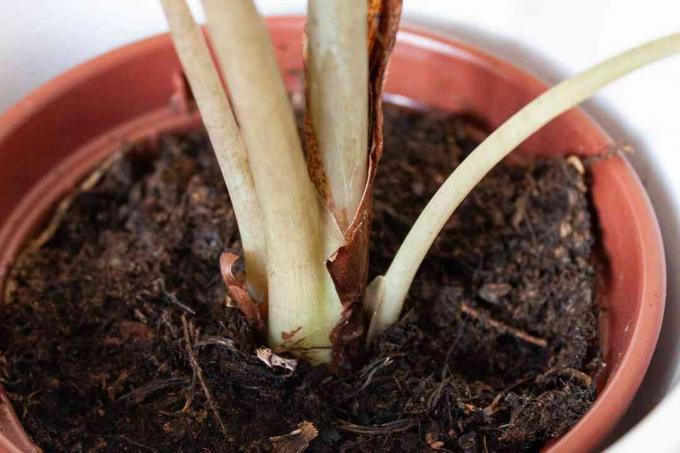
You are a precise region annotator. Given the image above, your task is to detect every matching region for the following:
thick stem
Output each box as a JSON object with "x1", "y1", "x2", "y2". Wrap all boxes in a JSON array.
[
  {"x1": 202, "y1": 0, "x2": 343, "y2": 363},
  {"x1": 367, "y1": 32, "x2": 680, "y2": 341},
  {"x1": 306, "y1": 0, "x2": 369, "y2": 231},
  {"x1": 160, "y1": 0, "x2": 267, "y2": 302}
]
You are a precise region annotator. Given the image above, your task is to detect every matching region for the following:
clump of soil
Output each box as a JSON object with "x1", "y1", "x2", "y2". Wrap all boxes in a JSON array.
[{"x1": 0, "y1": 104, "x2": 602, "y2": 452}]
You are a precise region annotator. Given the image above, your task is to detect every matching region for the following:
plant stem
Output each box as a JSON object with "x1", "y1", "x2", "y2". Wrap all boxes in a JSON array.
[
  {"x1": 202, "y1": 0, "x2": 343, "y2": 363},
  {"x1": 306, "y1": 0, "x2": 369, "y2": 232},
  {"x1": 367, "y1": 32, "x2": 680, "y2": 341},
  {"x1": 160, "y1": 0, "x2": 267, "y2": 302}
]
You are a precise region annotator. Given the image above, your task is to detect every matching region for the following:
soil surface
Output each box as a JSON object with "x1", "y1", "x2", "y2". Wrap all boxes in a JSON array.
[{"x1": 0, "y1": 104, "x2": 602, "y2": 452}]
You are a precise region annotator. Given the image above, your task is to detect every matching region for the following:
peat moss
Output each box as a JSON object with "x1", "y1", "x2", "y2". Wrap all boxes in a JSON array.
[{"x1": 0, "y1": 104, "x2": 601, "y2": 452}]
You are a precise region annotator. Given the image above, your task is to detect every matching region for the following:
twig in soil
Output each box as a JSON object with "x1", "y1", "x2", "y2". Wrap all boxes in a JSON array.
[
  {"x1": 460, "y1": 302, "x2": 547, "y2": 348},
  {"x1": 349, "y1": 356, "x2": 393, "y2": 397},
  {"x1": 440, "y1": 331, "x2": 463, "y2": 382},
  {"x1": 195, "y1": 336, "x2": 238, "y2": 352},
  {"x1": 181, "y1": 315, "x2": 228, "y2": 436},
  {"x1": 164, "y1": 291, "x2": 196, "y2": 315},
  {"x1": 427, "y1": 376, "x2": 452, "y2": 411},
  {"x1": 157, "y1": 278, "x2": 196, "y2": 315},
  {"x1": 540, "y1": 367, "x2": 593, "y2": 387},
  {"x1": 339, "y1": 418, "x2": 417, "y2": 434},
  {"x1": 118, "y1": 435, "x2": 158, "y2": 453},
  {"x1": 115, "y1": 377, "x2": 189, "y2": 406},
  {"x1": 428, "y1": 343, "x2": 462, "y2": 412},
  {"x1": 269, "y1": 421, "x2": 318, "y2": 453},
  {"x1": 424, "y1": 342, "x2": 459, "y2": 410}
]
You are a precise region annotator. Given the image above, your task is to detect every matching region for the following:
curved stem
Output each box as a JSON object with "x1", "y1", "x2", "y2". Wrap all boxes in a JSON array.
[{"x1": 367, "y1": 32, "x2": 680, "y2": 341}]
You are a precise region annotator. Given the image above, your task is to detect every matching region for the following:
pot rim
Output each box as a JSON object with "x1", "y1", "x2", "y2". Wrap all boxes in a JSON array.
[{"x1": 0, "y1": 16, "x2": 666, "y2": 453}]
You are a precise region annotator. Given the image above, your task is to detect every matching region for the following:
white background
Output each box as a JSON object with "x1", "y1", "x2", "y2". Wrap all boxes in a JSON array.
[{"x1": 1, "y1": 1, "x2": 679, "y2": 451}]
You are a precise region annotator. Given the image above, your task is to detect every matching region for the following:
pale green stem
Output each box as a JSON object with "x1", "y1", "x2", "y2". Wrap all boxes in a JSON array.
[
  {"x1": 307, "y1": 0, "x2": 369, "y2": 231},
  {"x1": 367, "y1": 32, "x2": 680, "y2": 341},
  {"x1": 202, "y1": 0, "x2": 343, "y2": 363},
  {"x1": 160, "y1": 0, "x2": 267, "y2": 302}
]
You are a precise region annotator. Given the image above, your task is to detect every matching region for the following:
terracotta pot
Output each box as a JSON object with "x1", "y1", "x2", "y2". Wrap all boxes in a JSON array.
[{"x1": 0, "y1": 17, "x2": 665, "y2": 453}]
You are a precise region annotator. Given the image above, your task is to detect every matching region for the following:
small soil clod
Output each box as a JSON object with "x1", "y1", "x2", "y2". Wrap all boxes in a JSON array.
[{"x1": 0, "y1": 104, "x2": 602, "y2": 452}]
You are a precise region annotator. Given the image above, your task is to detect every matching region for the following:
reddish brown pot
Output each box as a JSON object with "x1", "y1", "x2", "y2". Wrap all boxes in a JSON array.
[{"x1": 0, "y1": 17, "x2": 665, "y2": 453}]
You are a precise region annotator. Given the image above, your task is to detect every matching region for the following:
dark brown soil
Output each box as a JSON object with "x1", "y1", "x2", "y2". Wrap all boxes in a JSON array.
[{"x1": 0, "y1": 104, "x2": 602, "y2": 452}]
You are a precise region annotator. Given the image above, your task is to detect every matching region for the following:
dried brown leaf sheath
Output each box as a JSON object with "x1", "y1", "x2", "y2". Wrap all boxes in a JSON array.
[
  {"x1": 270, "y1": 421, "x2": 319, "y2": 453},
  {"x1": 220, "y1": 252, "x2": 265, "y2": 332},
  {"x1": 304, "y1": 0, "x2": 402, "y2": 361},
  {"x1": 305, "y1": 1, "x2": 369, "y2": 233}
]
